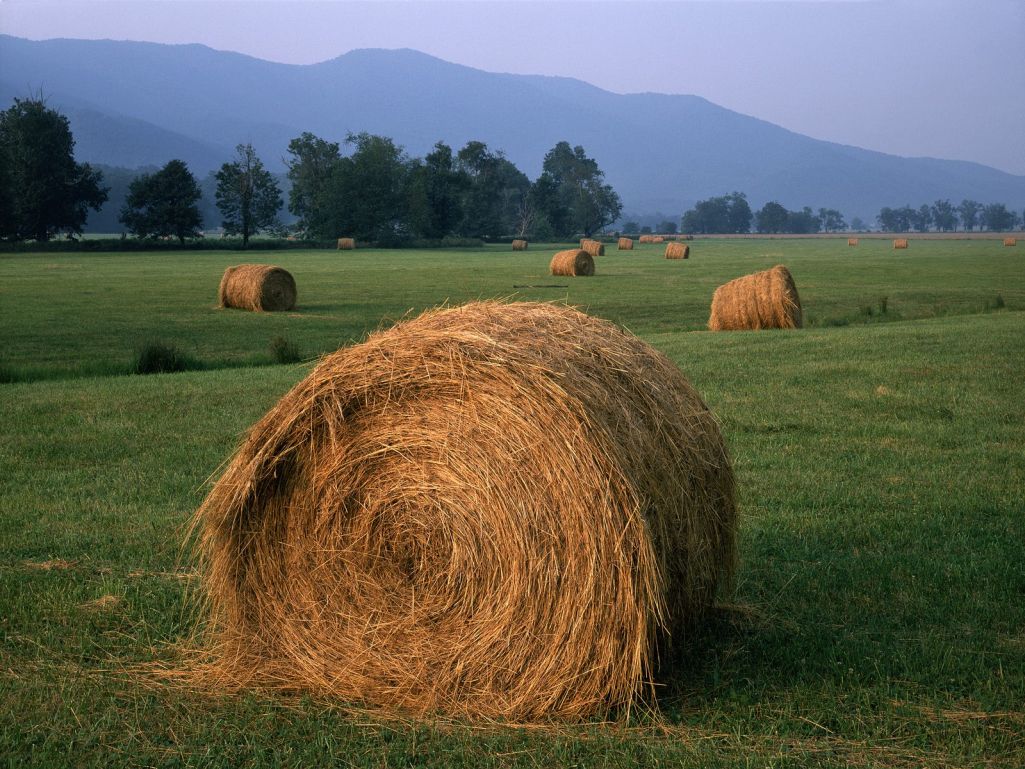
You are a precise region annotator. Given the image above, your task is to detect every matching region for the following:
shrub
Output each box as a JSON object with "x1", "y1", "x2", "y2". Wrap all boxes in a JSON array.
[
  {"x1": 133, "y1": 341, "x2": 194, "y2": 375},
  {"x1": 269, "y1": 335, "x2": 302, "y2": 364}
]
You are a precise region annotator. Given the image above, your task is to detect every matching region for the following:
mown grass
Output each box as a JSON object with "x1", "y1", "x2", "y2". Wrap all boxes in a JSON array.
[
  {"x1": 0, "y1": 238, "x2": 1021, "y2": 381},
  {"x1": 1, "y1": 240, "x2": 1024, "y2": 766}
]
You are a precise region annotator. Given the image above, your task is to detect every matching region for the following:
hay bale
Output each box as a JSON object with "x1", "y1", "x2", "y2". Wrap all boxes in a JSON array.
[
  {"x1": 893, "y1": 238, "x2": 909, "y2": 249},
  {"x1": 512, "y1": 239, "x2": 528, "y2": 251},
  {"x1": 652, "y1": 236, "x2": 665, "y2": 244},
  {"x1": 848, "y1": 238, "x2": 859, "y2": 247},
  {"x1": 1004, "y1": 238, "x2": 1017, "y2": 247},
  {"x1": 618, "y1": 237, "x2": 634, "y2": 251},
  {"x1": 337, "y1": 237, "x2": 356, "y2": 250},
  {"x1": 217, "y1": 264, "x2": 297, "y2": 312},
  {"x1": 638, "y1": 234, "x2": 652, "y2": 243},
  {"x1": 580, "y1": 239, "x2": 604, "y2": 257},
  {"x1": 708, "y1": 265, "x2": 802, "y2": 331},
  {"x1": 665, "y1": 243, "x2": 690, "y2": 260},
  {"x1": 192, "y1": 300, "x2": 737, "y2": 720},
  {"x1": 550, "y1": 248, "x2": 595, "y2": 276}
]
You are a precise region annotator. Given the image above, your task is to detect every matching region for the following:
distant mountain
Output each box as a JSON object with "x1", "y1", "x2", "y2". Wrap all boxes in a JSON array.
[{"x1": 3, "y1": 34, "x2": 1024, "y2": 222}]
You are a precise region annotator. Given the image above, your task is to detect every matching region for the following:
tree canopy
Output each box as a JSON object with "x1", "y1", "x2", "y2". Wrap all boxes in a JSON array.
[
  {"x1": 214, "y1": 143, "x2": 282, "y2": 247},
  {"x1": 119, "y1": 159, "x2": 203, "y2": 243}
]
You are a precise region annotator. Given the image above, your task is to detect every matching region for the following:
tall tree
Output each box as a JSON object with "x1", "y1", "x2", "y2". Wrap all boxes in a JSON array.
[
  {"x1": 958, "y1": 199, "x2": 982, "y2": 232},
  {"x1": 755, "y1": 201, "x2": 789, "y2": 233},
  {"x1": 322, "y1": 132, "x2": 409, "y2": 242},
  {"x1": 786, "y1": 206, "x2": 820, "y2": 234},
  {"x1": 682, "y1": 192, "x2": 751, "y2": 234},
  {"x1": 818, "y1": 208, "x2": 846, "y2": 232},
  {"x1": 119, "y1": 159, "x2": 203, "y2": 244},
  {"x1": 534, "y1": 141, "x2": 622, "y2": 237},
  {"x1": 285, "y1": 132, "x2": 341, "y2": 238},
  {"x1": 0, "y1": 98, "x2": 108, "y2": 241},
  {"x1": 911, "y1": 204, "x2": 932, "y2": 233},
  {"x1": 930, "y1": 199, "x2": 957, "y2": 232},
  {"x1": 405, "y1": 142, "x2": 467, "y2": 239},
  {"x1": 455, "y1": 141, "x2": 530, "y2": 238},
  {"x1": 214, "y1": 143, "x2": 282, "y2": 247},
  {"x1": 980, "y1": 202, "x2": 1016, "y2": 232}
]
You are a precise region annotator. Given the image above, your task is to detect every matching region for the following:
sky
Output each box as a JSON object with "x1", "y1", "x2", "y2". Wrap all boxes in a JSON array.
[{"x1": 2, "y1": 0, "x2": 1024, "y2": 175}]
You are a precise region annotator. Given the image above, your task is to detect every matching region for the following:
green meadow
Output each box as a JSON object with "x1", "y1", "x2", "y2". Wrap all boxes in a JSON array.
[{"x1": 2, "y1": 239, "x2": 1024, "y2": 767}]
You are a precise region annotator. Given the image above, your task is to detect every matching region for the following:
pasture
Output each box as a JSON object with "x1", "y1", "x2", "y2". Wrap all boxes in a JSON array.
[{"x1": 1, "y1": 239, "x2": 1024, "y2": 767}]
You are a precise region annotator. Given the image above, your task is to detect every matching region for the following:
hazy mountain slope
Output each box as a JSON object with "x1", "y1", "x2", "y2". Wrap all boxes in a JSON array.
[{"x1": 2, "y1": 35, "x2": 1023, "y2": 219}]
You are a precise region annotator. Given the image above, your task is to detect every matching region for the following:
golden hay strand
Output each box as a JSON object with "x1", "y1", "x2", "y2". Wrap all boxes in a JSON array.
[
  {"x1": 708, "y1": 265, "x2": 802, "y2": 331},
  {"x1": 511, "y1": 239, "x2": 528, "y2": 251},
  {"x1": 848, "y1": 238, "x2": 859, "y2": 247},
  {"x1": 893, "y1": 238, "x2": 909, "y2": 249},
  {"x1": 665, "y1": 243, "x2": 689, "y2": 260},
  {"x1": 217, "y1": 264, "x2": 297, "y2": 312},
  {"x1": 581, "y1": 239, "x2": 605, "y2": 257},
  {"x1": 1004, "y1": 238, "x2": 1017, "y2": 247},
  {"x1": 550, "y1": 249, "x2": 595, "y2": 276},
  {"x1": 618, "y1": 237, "x2": 634, "y2": 251},
  {"x1": 190, "y1": 301, "x2": 737, "y2": 721},
  {"x1": 337, "y1": 237, "x2": 356, "y2": 250}
]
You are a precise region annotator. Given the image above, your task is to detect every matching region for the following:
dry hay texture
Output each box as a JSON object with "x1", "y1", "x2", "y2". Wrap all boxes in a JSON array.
[
  {"x1": 708, "y1": 265, "x2": 803, "y2": 331},
  {"x1": 893, "y1": 238, "x2": 909, "y2": 249},
  {"x1": 618, "y1": 237, "x2": 634, "y2": 251},
  {"x1": 550, "y1": 248, "x2": 595, "y2": 276},
  {"x1": 665, "y1": 243, "x2": 690, "y2": 260},
  {"x1": 337, "y1": 238, "x2": 356, "y2": 250},
  {"x1": 652, "y1": 236, "x2": 665, "y2": 244},
  {"x1": 511, "y1": 239, "x2": 528, "y2": 251},
  {"x1": 848, "y1": 238, "x2": 859, "y2": 247},
  {"x1": 191, "y1": 301, "x2": 737, "y2": 721},
  {"x1": 581, "y1": 239, "x2": 605, "y2": 257},
  {"x1": 218, "y1": 264, "x2": 297, "y2": 312},
  {"x1": 1005, "y1": 238, "x2": 1017, "y2": 247}
]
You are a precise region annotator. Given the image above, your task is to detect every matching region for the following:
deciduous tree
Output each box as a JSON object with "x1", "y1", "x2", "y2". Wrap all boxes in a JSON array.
[
  {"x1": 215, "y1": 143, "x2": 282, "y2": 247},
  {"x1": 119, "y1": 159, "x2": 203, "y2": 244}
]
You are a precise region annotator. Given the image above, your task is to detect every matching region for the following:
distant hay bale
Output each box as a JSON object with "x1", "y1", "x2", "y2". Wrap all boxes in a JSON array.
[
  {"x1": 708, "y1": 265, "x2": 802, "y2": 331},
  {"x1": 581, "y1": 239, "x2": 605, "y2": 257},
  {"x1": 191, "y1": 300, "x2": 737, "y2": 720},
  {"x1": 512, "y1": 239, "x2": 528, "y2": 251},
  {"x1": 848, "y1": 238, "x2": 859, "y2": 247},
  {"x1": 638, "y1": 234, "x2": 652, "y2": 243},
  {"x1": 337, "y1": 237, "x2": 356, "y2": 250},
  {"x1": 893, "y1": 238, "x2": 909, "y2": 249},
  {"x1": 665, "y1": 243, "x2": 690, "y2": 260},
  {"x1": 618, "y1": 237, "x2": 634, "y2": 251},
  {"x1": 550, "y1": 248, "x2": 595, "y2": 276},
  {"x1": 1004, "y1": 238, "x2": 1017, "y2": 247},
  {"x1": 218, "y1": 264, "x2": 297, "y2": 312},
  {"x1": 652, "y1": 236, "x2": 665, "y2": 244}
]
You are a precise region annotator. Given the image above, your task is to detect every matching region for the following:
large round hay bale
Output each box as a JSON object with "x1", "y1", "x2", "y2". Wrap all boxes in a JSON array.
[
  {"x1": 708, "y1": 265, "x2": 802, "y2": 331},
  {"x1": 848, "y1": 238, "x2": 859, "y2": 247},
  {"x1": 511, "y1": 239, "x2": 528, "y2": 251},
  {"x1": 618, "y1": 237, "x2": 634, "y2": 250},
  {"x1": 581, "y1": 238, "x2": 604, "y2": 257},
  {"x1": 337, "y1": 237, "x2": 356, "y2": 250},
  {"x1": 192, "y1": 301, "x2": 737, "y2": 720},
  {"x1": 893, "y1": 238, "x2": 909, "y2": 249},
  {"x1": 550, "y1": 248, "x2": 595, "y2": 276},
  {"x1": 217, "y1": 264, "x2": 297, "y2": 312},
  {"x1": 1004, "y1": 237, "x2": 1017, "y2": 247},
  {"x1": 665, "y1": 242, "x2": 690, "y2": 259}
]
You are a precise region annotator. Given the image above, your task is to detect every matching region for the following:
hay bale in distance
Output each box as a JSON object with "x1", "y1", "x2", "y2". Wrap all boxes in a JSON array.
[
  {"x1": 652, "y1": 236, "x2": 665, "y2": 244},
  {"x1": 193, "y1": 300, "x2": 737, "y2": 720},
  {"x1": 848, "y1": 238, "x2": 859, "y2": 247},
  {"x1": 337, "y1": 237, "x2": 356, "y2": 250},
  {"x1": 550, "y1": 248, "x2": 595, "y2": 276},
  {"x1": 638, "y1": 234, "x2": 652, "y2": 243},
  {"x1": 708, "y1": 264, "x2": 802, "y2": 331},
  {"x1": 665, "y1": 242, "x2": 690, "y2": 260},
  {"x1": 218, "y1": 264, "x2": 297, "y2": 312},
  {"x1": 1004, "y1": 237, "x2": 1017, "y2": 247},
  {"x1": 893, "y1": 238, "x2": 909, "y2": 249},
  {"x1": 581, "y1": 239, "x2": 605, "y2": 257},
  {"x1": 618, "y1": 237, "x2": 634, "y2": 251},
  {"x1": 511, "y1": 239, "x2": 528, "y2": 251}
]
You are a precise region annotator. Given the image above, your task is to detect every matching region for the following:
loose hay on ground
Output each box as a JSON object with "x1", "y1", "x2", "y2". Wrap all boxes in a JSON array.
[
  {"x1": 708, "y1": 264, "x2": 802, "y2": 331},
  {"x1": 218, "y1": 265, "x2": 297, "y2": 312},
  {"x1": 189, "y1": 301, "x2": 737, "y2": 721}
]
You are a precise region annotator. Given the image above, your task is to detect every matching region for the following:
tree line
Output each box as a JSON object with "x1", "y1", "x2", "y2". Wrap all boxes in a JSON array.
[{"x1": 0, "y1": 99, "x2": 623, "y2": 245}]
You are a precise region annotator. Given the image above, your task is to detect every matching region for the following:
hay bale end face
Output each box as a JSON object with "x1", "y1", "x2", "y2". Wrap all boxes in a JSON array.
[
  {"x1": 218, "y1": 264, "x2": 297, "y2": 312},
  {"x1": 665, "y1": 242, "x2": 689, "y2": 260},
  {"x1": 512, "y1": 239, "x2": 528, "y2": 251},
  {"x1": 581, "y1": 239, "x2": 604, "y2": 257},
  {"x1": 337, "y1": 237, "x2": 356, "y2": 250},
  {"x1": 193, "y1": 301, "x2": 737, "y2": 720},
  {"x1": 550, "y1": 248, "x2": 595, "y2": 276},
  {"x1": 1004, "y1": 237, "x2": 1017, "y2": 247},
  {"x1": 848, "y1": 238, "x2": 859, "y2": 247},
  {"x1": 708, "y1": 264, "x2": 802, "y2": 331},
  {"x1": 893, "y1": 238, "x2": 909, "y2": 249},
  {"x1": 618, "y1": 237, "x2": 634, "y2": 251}
]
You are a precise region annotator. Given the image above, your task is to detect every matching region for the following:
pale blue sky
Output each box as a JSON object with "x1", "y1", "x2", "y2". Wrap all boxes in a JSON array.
[{"x1": 2, "y1": 0, "x2": 1023, "y2": 174}]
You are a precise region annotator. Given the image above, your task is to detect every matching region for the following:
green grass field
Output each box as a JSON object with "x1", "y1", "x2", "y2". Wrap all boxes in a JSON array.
[{"x1": 2, "y1": 240, "x2": 1024, "y2": 767}]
